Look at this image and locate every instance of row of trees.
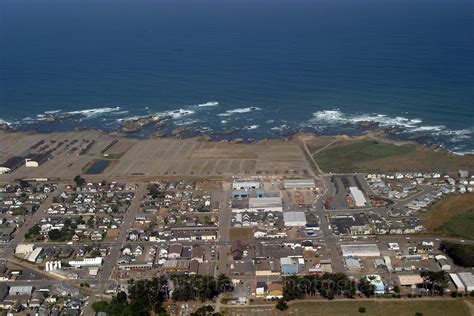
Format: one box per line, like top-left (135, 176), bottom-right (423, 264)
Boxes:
top-left (440, 241), bottom-right (474, 268)
top-left (92, 274), bottom-right (232, 316)
top-left (283, 271), bottom-right (449, 303)
top-left (92, 277), bottom-right (169, 316)
top-left (170, 274), bottom-right (233, 302)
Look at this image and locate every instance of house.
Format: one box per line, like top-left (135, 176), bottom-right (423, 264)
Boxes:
top-left (191, 246), bottom-right (204, 263)
top-left (168, 244), bottom-right (182, 259)
top-left (267, 282), bottom-right (283, 299)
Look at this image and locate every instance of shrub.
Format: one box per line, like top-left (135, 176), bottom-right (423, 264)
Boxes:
top-left (359, 307), bottom-right (366, 313)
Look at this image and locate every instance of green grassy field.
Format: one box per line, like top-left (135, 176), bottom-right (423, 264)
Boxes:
top-left (222, 299), bottom-right (471, 316)
top-left (286, 300), bottom-right (471, 316)
top-left (313, 140), bottom-right (415, 173)
top-left (312, 139), bottom-right (474, 173)
top-left (423, 193), bottom-right (474, 240)
top-left (435, 212), bottom-right (474, 240)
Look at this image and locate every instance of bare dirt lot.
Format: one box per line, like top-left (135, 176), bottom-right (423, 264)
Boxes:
top-left (0, 131), bottom-right (313, 181)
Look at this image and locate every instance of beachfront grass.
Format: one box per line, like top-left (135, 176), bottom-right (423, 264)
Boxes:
top-left (285, 299), bottom-right (471, 316)
top-left (312, 139), bottom-right (474, 173)
top-left (222, 299), bottom-right (471, 316)
top-left (423, 193), bottom-right (474, 240)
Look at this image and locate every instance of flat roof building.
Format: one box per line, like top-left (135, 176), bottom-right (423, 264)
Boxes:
top-left (27, 247), bottom-right (43, 263)
top-left (341, 244), bottom-right (380, 257)
top-left (458, 272), bottom-right (474, 292)
top-left (449, 273), bottom-right (465, 292)
top-left (283, 212), bottom-right (307, 227)
top-left (248, 197), bottom-right (283, 212)
top-left (283, 179), bottom-right (315, 190)
top-left (232, 181), bottom-right (260, 190)
top-left (398, 274), bottom-right (423, 286)
top-left (349, 187), bottom-right (367, 207)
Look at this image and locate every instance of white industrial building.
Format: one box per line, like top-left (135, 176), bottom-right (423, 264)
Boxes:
top-left (449, 273), bottom-right (465, 292)
top-left (248, 197), bottom-right (283, 212)
top-left (25, 158), bottom-right (39, 168)
top-left (15, 244), bottom-right (34, 255)
top-left (69, 257), bottom-right (103, 268)
top-left (0, 167), bottom-right (10, 174)
top-left (283, 179), bottom-right (315, 190)
top-left (27, 247), bottom-right (43, 263)
top-left (232, 181), bottom-right (260, 190)
top-left (457, 272), bottom-right (474, 292)
top-left (349, 187), bottom-right (367, 207)
top-left (341, 244), bottom-right (380, 257)
top-left (283, 212), bottom-right (307, 227)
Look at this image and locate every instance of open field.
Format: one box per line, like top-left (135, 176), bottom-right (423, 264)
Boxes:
top-left (0, 131), bottom-right (313, 181)
top-left (312, 139), bottom-right (474, 173)
top-left (222, 299), bottom-right (471, 316)
top-left (422, 193), bottom-right (474, 240)
top-left (229, 228), bottom-right (254, 242)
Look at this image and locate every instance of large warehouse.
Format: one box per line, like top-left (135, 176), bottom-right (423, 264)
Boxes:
top-left (349, 187), bottom-right (367, 207)
top-left (283, 179), bottom-right (315, 190)
top-left (340, 244), bottom-right (380, 257)
top-left (457, 272), bottom-right (474, 292)
top-left (283, 212), bottom-right (307, 227)
top-left (248, 197), bottom-right (283, 212)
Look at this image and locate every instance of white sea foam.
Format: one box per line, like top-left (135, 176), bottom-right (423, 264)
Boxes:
top-left (312, 109), bottom-right (425, 130)
top-left (161, 108), bottom-right (195, 119)
top-left (197, 101), bottom-right (219, 107)
top-left (221, 120), bottom-right (228, 124)
top-left (65, 107), bottom-right (121, 118)
top-left (218, 107), bottom-right (261, 117)
top-left (0, 118), bottom-right (11, 125)
top-left (44, 110), bottom-right (62, 114)
top-left (244, 125), bottom-right (259, 130)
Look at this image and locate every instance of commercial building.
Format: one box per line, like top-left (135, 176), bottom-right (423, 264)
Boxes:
top-left (449, 273), bottom-right (465, 292)
top-left (15, 244), bottom-right (34, 255)
top-left (283, 212), bottom-right (307, 227)
top-left (366, 274), bottom-right (385, 294)
top-left (68, 257), bottom-right (103, 268)
top-left (349, 187), bottom-right (367, 207)
top-left (248, 197), bottom-right (283, 212)
top-left (27, 247), bottom-right (43, 263)
top-left (280, 257), bottom-right (299, 275)
top-left (232, 181), bottom-right (260, 190)
top-left (340, 244), bottom-right (380, 257)
top-left (283, 179), bottom-right (315, 190)
top-left (458, 272), bottom-right (474, 292)
top-left (398, 274), bottom-right (423, 287)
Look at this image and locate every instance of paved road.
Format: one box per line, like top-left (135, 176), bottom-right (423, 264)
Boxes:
top-left (84, 182), bottom-right (147, 315)
top-left (3, 183), bottom-right (66, 259)
top-left (216, 182), bottom-right (231, 276)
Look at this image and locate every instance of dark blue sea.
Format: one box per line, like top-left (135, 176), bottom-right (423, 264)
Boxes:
top-left (1, 0), bottom-right (473, 154)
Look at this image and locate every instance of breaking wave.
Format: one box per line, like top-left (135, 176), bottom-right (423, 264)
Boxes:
top-left (64, 107), bottom-right (121, 118)
top-left (218, 107), bottom-right (261, 116)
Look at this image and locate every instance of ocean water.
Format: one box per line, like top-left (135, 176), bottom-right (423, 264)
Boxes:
top-left (1, 0), bottom-right (473, 153)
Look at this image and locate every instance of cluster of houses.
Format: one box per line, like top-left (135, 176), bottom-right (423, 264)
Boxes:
top-left (367, 170), bottom-right (473, 200)
top-left (32, 214), bottom-right (123, 242)
top-left (0, 283), bottom-right (85, 315)
top-left (47, 182), bottom-right (135, 215)
top-left (0, 183), bottom-right (57, 243)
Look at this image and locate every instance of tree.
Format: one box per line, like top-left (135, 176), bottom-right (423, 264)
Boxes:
top-left (358, 277), bottom-right (375, 298)
top-left (91, 301), bottom-right (109, 313)
top-left (74, 175), bottom-right (85, 188)
top-left (421, 270), bottom-right (448, 296)
top-left (359, 307), bottom-right (366, 313)
top-left (276, 299), bottom-right (288, 311)
top-left (48, 229), bottom-right (61, 241)
top-left (19, 180), bottom-right (30, 188)
top-left (393, 285), bottom-right (400, 294)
